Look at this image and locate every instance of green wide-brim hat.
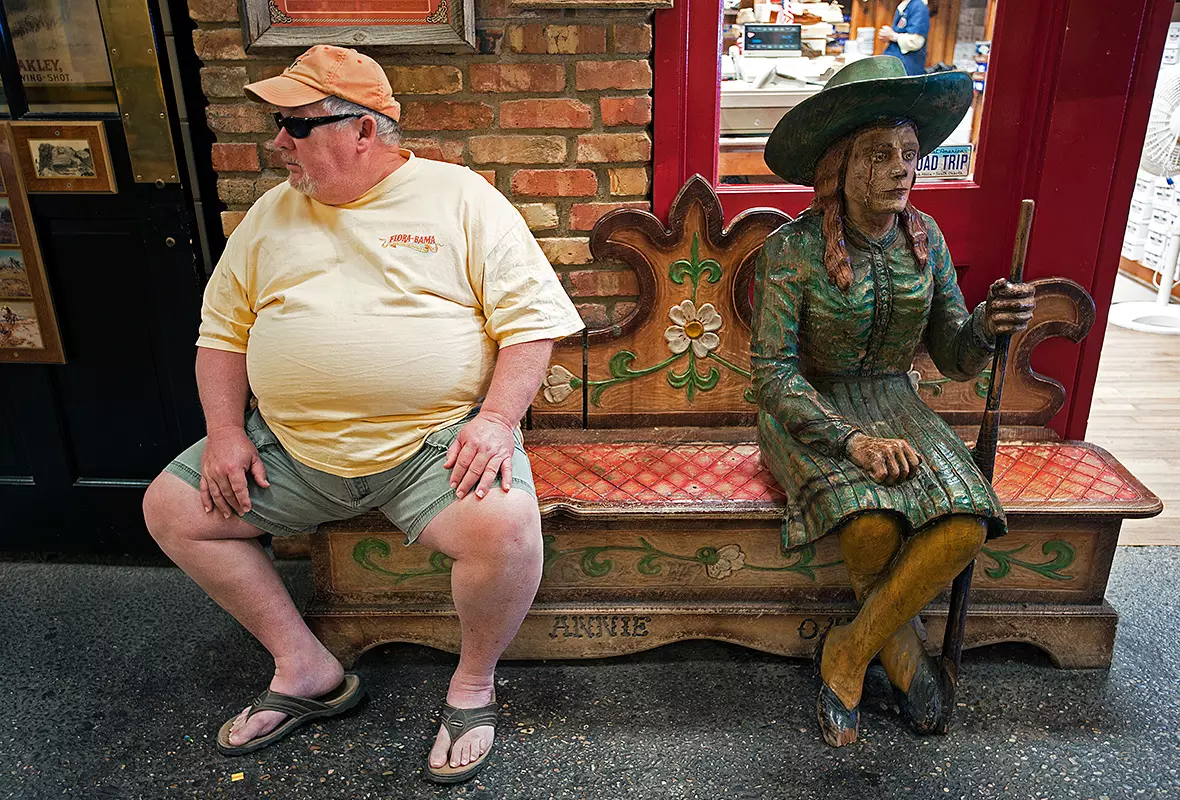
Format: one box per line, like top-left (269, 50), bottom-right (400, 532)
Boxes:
top-left (764, 56), bottom-right (973, 187)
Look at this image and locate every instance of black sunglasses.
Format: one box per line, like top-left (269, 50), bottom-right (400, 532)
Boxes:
top-left (273, 112), bottom-right (364, 139)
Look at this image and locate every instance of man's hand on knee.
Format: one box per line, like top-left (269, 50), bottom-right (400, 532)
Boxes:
top-left (200, 426), bottom-right (270, 519)
top-left (445, 412), bottom-right (516, 500)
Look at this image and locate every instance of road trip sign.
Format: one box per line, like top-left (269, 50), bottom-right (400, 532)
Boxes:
top-left (917, 145), bottom-right (974, 178)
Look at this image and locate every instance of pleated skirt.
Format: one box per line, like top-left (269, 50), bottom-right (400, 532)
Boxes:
top-left (758, 373), bottom-right (1007, 549)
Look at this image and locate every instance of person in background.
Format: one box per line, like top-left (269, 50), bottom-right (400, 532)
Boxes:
top-left (879, 0), bottom-right (930, 76)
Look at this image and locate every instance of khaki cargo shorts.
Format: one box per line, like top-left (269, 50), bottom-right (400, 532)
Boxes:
top-left (164, 407), bottom-right (535, 543)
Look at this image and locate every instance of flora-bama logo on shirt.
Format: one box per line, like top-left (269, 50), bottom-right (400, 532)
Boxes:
top-left (380, 233), bottom-right (439, 254)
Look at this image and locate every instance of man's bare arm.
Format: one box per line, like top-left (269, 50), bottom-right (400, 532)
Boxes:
top-left (445, 338), bottom-right (554, 500)
top-left (195, 347), bottom-right (269, 517)
top-left (197, 347), bottom-right (251, 433)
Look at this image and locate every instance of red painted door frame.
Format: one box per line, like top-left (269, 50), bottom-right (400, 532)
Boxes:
top-left (652, 0), bottom-right (1174, 439)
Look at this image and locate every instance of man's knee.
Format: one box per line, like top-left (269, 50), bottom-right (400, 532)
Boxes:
top-left (476, 490), bottom-right (542, 556)
top-left (143, 472), bottom-right (179, 544)
top-left (428, 489), bottom-right (542, 561)
top-left (143, 471), bottom-right (207, 547)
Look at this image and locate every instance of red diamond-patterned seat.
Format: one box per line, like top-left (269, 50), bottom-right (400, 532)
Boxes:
top-left (527, 440), bottom-right (1157, 518)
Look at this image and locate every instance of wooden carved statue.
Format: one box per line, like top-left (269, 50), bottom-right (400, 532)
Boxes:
top-left (754, 57), bottom-right (1036, 746)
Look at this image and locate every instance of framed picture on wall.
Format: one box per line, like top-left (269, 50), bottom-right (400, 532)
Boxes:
top-left (0, 123), bottom-right (66, 363)
top-left (242, 0), bottom-right (476, 52)
top-left (9, 121), bottom-right (117, 194)
top-left (4, 0), bottom-right (120, 113)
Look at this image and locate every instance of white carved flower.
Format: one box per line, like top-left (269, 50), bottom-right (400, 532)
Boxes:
top-left (705, 544), bottom-right (746, 580)
top-left (907, 369), bottom-right (922, 392)
top-left (542, 364), bottom-right (577, 404)
top-left (665, 299), bottom-right (722, 358)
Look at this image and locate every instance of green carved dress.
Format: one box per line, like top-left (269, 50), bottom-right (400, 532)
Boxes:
top-left (752, 210), bottom-right (1007, 548)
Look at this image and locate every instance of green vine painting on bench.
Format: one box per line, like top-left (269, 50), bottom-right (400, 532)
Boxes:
top-left (980, 540), bottom-right (1076, 581)
top-left (353, 538), bottom-right (453, 584)
top-left (540, 232), bottom-right (755, 406)
top-left (540, 535), bottom-right (843, 581)
top-left (351, 536), bottom-right (1076, 585)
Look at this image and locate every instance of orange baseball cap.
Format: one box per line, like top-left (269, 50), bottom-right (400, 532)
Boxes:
top-left (243, 44), bottom-right (401, 121)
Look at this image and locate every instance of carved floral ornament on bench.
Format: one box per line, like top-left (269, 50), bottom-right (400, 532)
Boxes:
top-left (537, 176), bottom-right (782, 425)
top-left (543, 231), bottom-right (755, 406)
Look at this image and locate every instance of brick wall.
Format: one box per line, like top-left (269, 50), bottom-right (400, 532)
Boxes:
top-left (189, 0), bottom-right (653, 328)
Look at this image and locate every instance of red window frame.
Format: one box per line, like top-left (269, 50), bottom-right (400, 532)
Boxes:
top-left (653, 0), bottom-right (1061, 290)
top-left (650, 0), bottom-right (1173, 439)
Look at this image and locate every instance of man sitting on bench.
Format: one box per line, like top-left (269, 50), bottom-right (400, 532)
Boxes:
top-left (142, 45), bottom-right (583, 784)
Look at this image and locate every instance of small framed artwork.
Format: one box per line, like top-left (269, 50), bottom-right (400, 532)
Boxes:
top-left (9, 121), bottom-right (116, 194)
top-left (0, 201), bottom-right (16, 245)
top-left (0, 123), bottom-right (66, 363)
top-left (0, 301), bottom-right (44, 350)
top-left (241, 0), bottom-right (475, 52)
top-left (0, 250), bottom-right (30, 296)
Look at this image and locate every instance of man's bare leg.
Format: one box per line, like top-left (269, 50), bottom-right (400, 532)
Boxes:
top-left (414, 488), bottom-right (544, 770)
top-left (143, 471), bottom-right (343, 745)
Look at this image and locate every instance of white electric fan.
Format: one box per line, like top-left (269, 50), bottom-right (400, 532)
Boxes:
top-left (1110, 66), bottom-right (1180, 334)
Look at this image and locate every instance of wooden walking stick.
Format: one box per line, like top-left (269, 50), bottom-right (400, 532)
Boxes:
top-left (938, 198), bottom-right (1035, 732)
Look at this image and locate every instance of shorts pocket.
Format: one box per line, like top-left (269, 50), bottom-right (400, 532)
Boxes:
top-left (423, 409), bottom-right (480, 452)
top-left (244, 409), bottom-right (282, 450)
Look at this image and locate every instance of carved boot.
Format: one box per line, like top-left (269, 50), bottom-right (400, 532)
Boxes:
top-left (813, 630), bottom-right (860, 747)
top-left (894, 649), bottom-right (953, 735)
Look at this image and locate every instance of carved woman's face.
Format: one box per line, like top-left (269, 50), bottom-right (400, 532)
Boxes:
top-left (843, 123), bottom-right (920, 217)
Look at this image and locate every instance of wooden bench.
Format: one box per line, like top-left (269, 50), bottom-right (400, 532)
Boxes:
top-left (301, 177), bottom-right (1161, 670)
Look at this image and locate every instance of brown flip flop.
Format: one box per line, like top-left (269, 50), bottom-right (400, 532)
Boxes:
top-left (425, 694), bottom-right (499, 784)
top-left (216, 673), bottom-right (364, 756)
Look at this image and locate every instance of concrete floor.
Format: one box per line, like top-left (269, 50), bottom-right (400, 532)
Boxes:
top-left (1, 548), bottom-right (1178, 800)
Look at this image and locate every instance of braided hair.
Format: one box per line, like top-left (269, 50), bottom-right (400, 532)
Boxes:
top-left (803, 119), bottom-right (929, 291)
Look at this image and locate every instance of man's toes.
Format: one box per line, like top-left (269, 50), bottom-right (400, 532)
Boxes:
top-left (429, 726), bottom-right (450, 769)
top-left (228, 717), bottom-right (261, 745)
top-left (228, 709), bottom-right (252, 743)
top-left (228, 710), bottom-right (284, 745)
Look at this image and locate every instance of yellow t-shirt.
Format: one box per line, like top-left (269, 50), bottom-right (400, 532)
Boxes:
top-left (197, 150), bottom-right (584, 477)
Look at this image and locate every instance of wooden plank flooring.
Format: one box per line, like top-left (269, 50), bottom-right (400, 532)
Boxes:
top-left (1085, 317), bottom-right (1180, 545)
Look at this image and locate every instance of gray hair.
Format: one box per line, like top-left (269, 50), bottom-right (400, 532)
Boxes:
top-left (317, 95), bottom-right (402, 146)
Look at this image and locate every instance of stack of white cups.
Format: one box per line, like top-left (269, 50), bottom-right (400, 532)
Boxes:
top-left (1123, 170), bottom-right (1154, 263)
top-left (1163, 22), bottom-right (1180, 66)
top-left (856, 27), bottom-right (874, 55)
top-left (1141, 177), bottom-right (1180, 276)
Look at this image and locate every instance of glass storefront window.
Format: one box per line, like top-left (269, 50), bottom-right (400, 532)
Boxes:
top-left (717, 0), bottom-right (996, 186)
top-left (6, 0), bottom-right (119, 113)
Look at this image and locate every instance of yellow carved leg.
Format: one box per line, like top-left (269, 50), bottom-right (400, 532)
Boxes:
top-left (821, 514), bottom-right (987, 712)
top-left (835, 512), bottom-right (928, 695)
